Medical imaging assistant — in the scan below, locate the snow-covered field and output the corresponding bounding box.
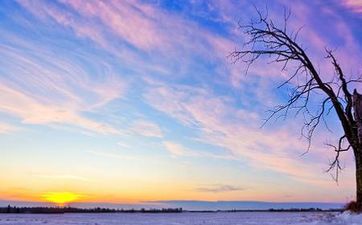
[0,212,361,225]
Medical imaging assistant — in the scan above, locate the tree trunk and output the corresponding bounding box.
[356,154,362,209]
[353,89,362,209]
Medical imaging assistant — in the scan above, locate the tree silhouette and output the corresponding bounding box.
[231,8,362,210]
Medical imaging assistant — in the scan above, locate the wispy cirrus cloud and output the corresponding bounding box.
[163,140,237,160]
[0,122,18,134]
[60,0,166,51]
[0,83,119,134]
[196,184,245,193]
[87,150,136,161]
[12,0,359,171]
[0,37,125,134]
[144,82,341,186]
[163,141,187,157]
[32,174,90,182]
[17,0,239,86]
[341,0,362,13]
[129,120,163,138]
[15,0,109,47]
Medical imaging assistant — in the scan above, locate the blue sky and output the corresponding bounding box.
[0,0,362,205]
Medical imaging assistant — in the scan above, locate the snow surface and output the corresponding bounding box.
[0,211,361,225]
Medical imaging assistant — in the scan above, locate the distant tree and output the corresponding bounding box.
[231,8,362,210]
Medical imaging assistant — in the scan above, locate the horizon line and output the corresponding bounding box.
[0,199,344,211]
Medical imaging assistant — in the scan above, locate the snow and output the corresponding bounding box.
[0,212,361,225]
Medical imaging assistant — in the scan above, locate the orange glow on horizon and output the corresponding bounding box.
[42,192,81,205]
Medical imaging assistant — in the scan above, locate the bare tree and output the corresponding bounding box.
[231,8,362,210]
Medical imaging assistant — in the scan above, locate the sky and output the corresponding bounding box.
[1,0,362,207]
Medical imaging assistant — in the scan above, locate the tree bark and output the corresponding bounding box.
[356,155,362,209]
[353,89,362,209]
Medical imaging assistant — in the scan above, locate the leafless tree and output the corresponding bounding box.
[231,8,362,210]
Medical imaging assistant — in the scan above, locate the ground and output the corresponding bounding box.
[0,211,361,225]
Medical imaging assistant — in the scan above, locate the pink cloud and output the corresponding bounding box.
[17,0,362,92]
[87,150,136,161]
[288,1,362,75]
[18,0,243,87]
[129,119,164,138]
[0,83,119,135]
[60,0,166,51]
[163,141,186,157]
[342,0,362,13]
[17,0,109,47]
[0,37,126,134]
[144,82,352,187]
[163,140,237,160]
[0,122,18,134]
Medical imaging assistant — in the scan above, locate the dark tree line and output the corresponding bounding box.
[0,205,183,214]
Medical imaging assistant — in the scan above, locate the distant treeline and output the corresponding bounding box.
[267,208,339,212]
[184,208,342,213]
[0,205,342,214]
[0,205,183,214]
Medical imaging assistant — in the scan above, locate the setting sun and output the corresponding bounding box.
[42,192,81,205]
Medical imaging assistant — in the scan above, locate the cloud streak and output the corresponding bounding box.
[32,174,90,182]
[163,140,237,160]
[0,32,125,134]
[196,184,245,193]
[342,0,362,13]
[0,122,18,134]
[129,120,163,138]
[144,82,340,186]
[87,150,136,161]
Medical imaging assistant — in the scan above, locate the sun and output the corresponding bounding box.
[42,192,81,205]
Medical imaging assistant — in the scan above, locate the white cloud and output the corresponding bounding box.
[163,140,237,160]
[32,174,90,182]
[196,184,245,193]
[0,122,18,134]
[163,141,186,156]
[87,150,136,161]
[129,120,163,138]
